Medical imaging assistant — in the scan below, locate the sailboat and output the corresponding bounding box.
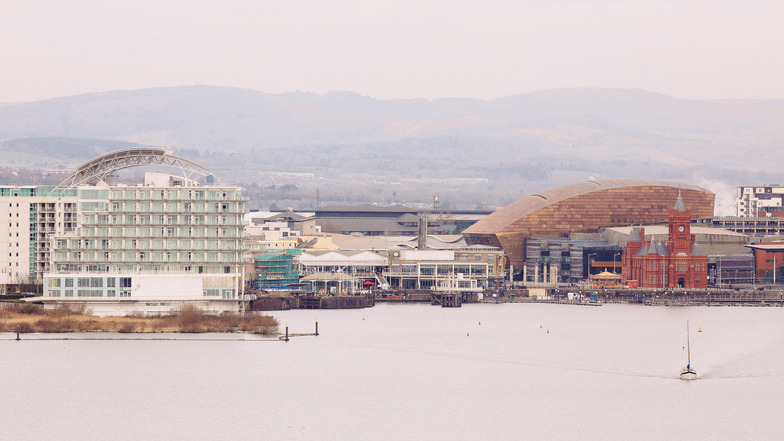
[679,321,697,380]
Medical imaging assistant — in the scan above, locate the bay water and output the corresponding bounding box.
[3,302,783,440]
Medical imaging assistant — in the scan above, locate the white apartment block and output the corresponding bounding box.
[0,186,77,294]
[737,185,784,217]
[40,172,247,315]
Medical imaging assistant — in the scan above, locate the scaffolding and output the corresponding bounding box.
[254,249,301,289]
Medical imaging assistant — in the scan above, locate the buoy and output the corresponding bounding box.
[479,321,481,325]
[546,329,549,334]
[467,332,470,336]
[540,324,542,328]
[698,327,702,332]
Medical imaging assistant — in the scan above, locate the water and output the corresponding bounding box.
[3,303,784,440]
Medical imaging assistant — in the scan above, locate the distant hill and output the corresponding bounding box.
[1,86,782,212]
[2,86,783,160]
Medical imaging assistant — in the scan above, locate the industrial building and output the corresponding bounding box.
[314,204,491,236]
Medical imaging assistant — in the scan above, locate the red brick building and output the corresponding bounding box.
[621,194,708,288]
[746,241,784,282]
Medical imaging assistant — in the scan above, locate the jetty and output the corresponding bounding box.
[250,293,375,311]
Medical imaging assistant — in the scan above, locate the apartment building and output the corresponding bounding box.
[737,185,784,217]
[0,186,77,294]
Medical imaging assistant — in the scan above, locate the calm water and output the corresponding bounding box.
[3,303,784,441]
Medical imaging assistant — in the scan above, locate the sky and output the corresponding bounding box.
[2,0,783,103]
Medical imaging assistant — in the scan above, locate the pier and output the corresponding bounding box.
[250,293,374,311]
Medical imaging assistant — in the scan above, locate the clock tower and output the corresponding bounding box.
[621,188,708,289]
[668,191,692,256]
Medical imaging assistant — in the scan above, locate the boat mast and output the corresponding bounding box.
[686,321,691,369]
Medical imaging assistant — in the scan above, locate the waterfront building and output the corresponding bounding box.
[708,216,784,237]
[0,186,77,295]
[253,249,301,290]
[384,249,496,290]
[522,237,621,284]
[463,179,715,273]
[34,148,248,316]
[709,255,755,286]
[745,241,784,283]
[736,185,784,217]
[247,209,320,236]
[621,194,708,288]
[299,249,389,290]
[315,205,491,236]
[246,220,301,250]
[605,224,750,256]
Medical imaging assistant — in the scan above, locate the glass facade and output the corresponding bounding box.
[50,184,246,275]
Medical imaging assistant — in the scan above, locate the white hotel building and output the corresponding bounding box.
[4,148,248,315]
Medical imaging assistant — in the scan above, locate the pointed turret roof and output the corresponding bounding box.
[674,187,687,212]
[628,228,642,241]
[691,243,705,256]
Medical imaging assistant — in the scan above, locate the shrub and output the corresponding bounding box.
[241,313,279,335]
[177,304,205,333]
[35,318,69,333]
[75,319,99,332]
[13,303,42,315]
[117,322,137,333]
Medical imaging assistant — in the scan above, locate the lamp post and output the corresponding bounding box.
[613,252,621,275]
[718,258,722,289]
[588,253,597,279]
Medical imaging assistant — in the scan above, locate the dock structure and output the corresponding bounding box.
[250,293,374,311]
[549,287,784,306]
[433,292,462,307]
[431,291,478,307]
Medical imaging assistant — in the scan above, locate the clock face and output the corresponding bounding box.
[678,225,685,232]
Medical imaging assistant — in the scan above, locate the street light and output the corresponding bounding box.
[588,253,597,278]
[613,252,621,275]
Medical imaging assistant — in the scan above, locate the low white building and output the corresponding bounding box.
[39,273,239,317]
[299,250,388,288]
[385,249,493,291]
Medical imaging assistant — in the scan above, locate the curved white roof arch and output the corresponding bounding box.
[56,147,215,189]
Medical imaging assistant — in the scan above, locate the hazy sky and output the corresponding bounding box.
[2,0,783,102]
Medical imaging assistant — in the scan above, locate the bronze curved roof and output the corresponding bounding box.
[465,179,714,235]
